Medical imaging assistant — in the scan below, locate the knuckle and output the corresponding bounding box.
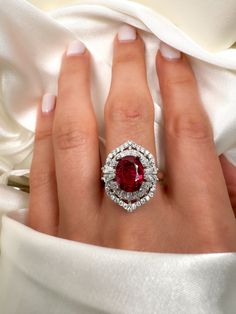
[35,129,51,142]
[113,46,145,68]
[114,53,140,68]
[106,96,153,125]
[30,169,55,191]
[166,114,212,140]
[53,122,94,151]
[165,75,194,89]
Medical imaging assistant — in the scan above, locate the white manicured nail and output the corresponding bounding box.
[42,93,56,113]
[118,25,137,42]
[160,42,181,60]
[67,40,86,56]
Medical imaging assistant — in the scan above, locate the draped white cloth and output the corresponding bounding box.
[0,0,236,313]
[1,209,236,314]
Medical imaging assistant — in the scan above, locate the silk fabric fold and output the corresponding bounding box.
[1,209,236,314]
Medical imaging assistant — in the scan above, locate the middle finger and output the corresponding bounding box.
[105,25,156,158]
[103,25,166,224]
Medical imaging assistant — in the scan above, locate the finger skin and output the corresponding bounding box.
[53,46,101,240]
[157,51,230,193]
[155,45,236,254]
[28,96,58,236]
[105,31,156,159]
[101,27,168,248]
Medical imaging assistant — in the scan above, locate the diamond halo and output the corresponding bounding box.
[101,140,159,212]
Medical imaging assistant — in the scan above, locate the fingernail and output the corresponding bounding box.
[118,24,137,42]
[159,42,181,60]
[67,40,86,56]
[42,93,56,113]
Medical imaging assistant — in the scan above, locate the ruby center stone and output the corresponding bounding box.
[115,156,144,192]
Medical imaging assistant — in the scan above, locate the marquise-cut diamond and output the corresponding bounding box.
[103,165,115,173]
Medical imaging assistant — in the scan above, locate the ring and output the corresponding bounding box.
[101,140,159,212]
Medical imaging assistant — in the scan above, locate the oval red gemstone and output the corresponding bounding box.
[115,156,144,192]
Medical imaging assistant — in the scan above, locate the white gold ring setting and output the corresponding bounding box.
[101,140,159,212]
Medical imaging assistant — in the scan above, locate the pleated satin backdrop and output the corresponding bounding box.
[0,0,236,313]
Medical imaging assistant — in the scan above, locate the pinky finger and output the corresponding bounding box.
[28,94,58,235]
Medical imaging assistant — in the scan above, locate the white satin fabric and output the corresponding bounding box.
[29,0,236,51]
[1,209,236,314]
[1,0,236,313]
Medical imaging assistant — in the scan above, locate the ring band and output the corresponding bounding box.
[101,140,159,212]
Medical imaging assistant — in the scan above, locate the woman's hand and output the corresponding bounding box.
[27,25,236,253]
